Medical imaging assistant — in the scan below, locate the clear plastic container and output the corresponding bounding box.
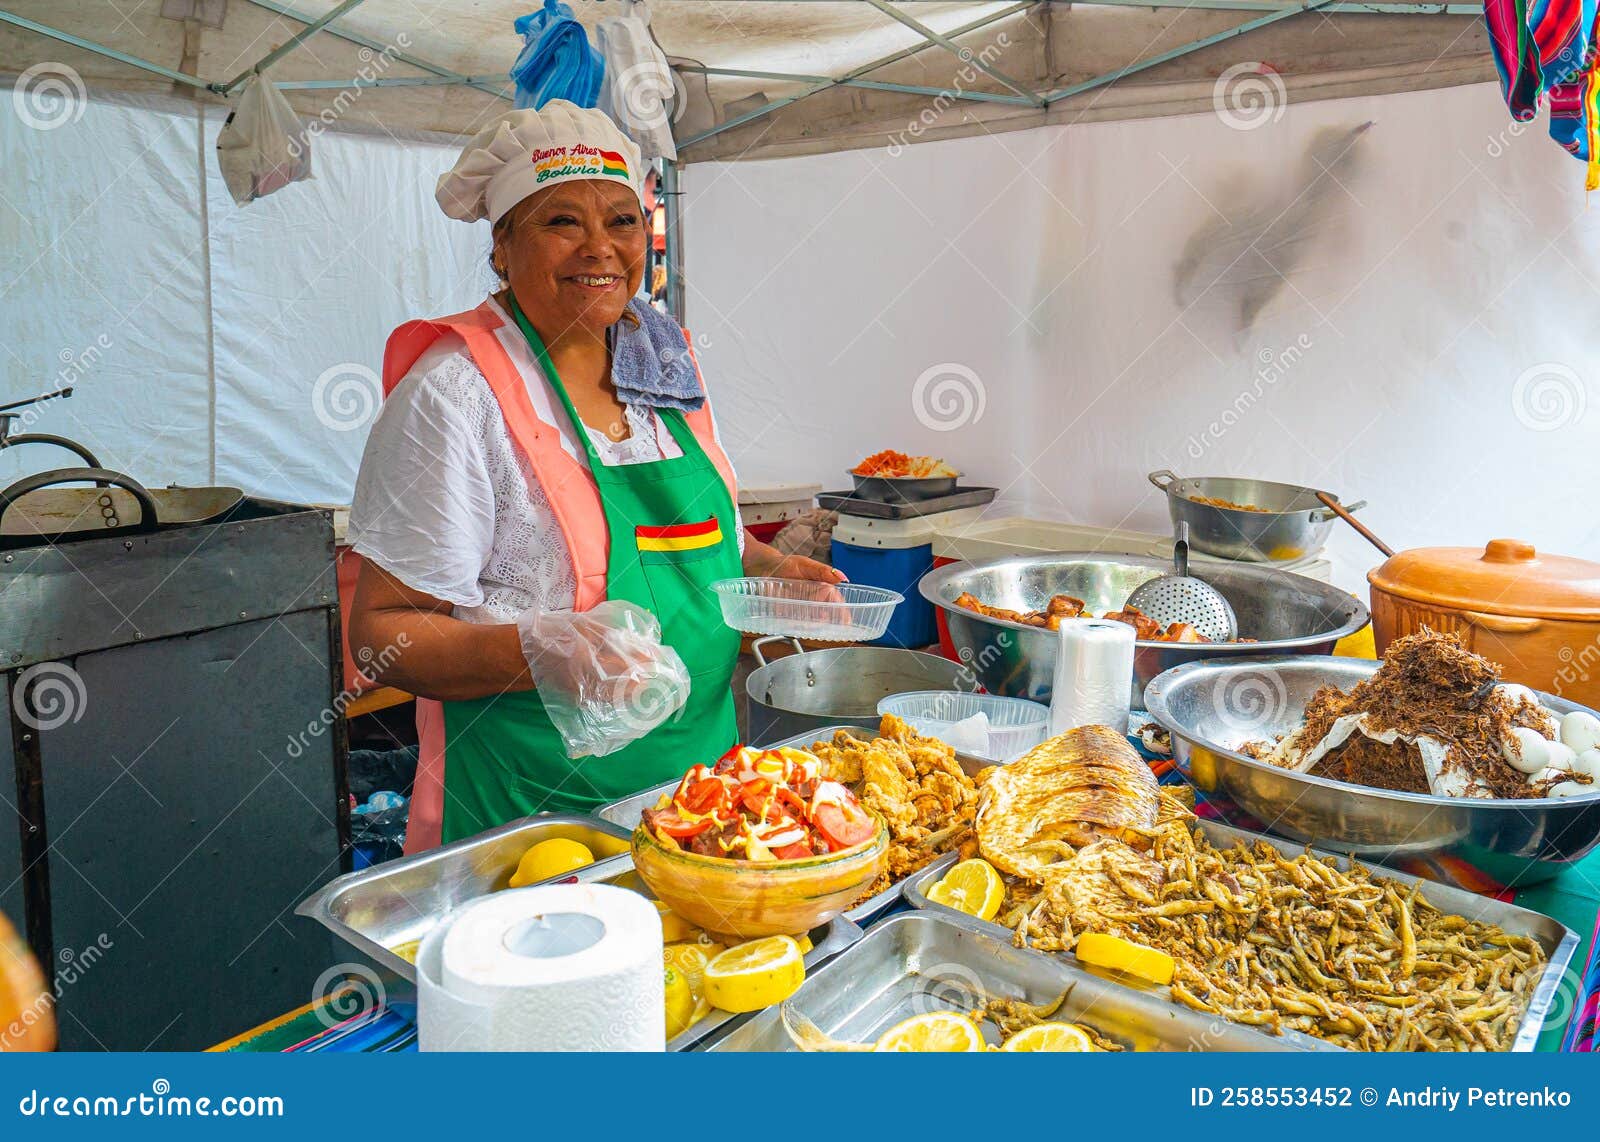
[711,578,902,641]
[877,691,1050,762]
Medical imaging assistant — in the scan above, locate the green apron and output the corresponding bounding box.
[438,298,742,842]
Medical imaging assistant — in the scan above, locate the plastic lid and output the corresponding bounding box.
[1367,538,1600,620]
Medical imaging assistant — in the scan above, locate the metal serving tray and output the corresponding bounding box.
[707,911,1322,1051]
[563,853,863,1050]
[296,814,634,991]
[595,723,998,926]
[902,821,1579,1052]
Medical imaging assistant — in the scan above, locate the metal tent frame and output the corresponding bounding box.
[0,0,1484,320]
[1,0,1482,128]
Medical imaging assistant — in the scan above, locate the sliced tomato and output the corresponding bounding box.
[813,802,876,850]
[649,809,715,839]
[771,841,814,860]
[773,787,808,818]
[679,777,727,815]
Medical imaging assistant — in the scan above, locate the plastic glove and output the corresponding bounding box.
[518,600,691,759]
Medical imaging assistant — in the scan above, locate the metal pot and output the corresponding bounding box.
[745,637,977,744]
[1148,470,1365,563]
[920,553,1369,708]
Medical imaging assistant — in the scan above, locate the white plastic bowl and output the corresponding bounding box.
[877,691,1050,762]
[711,578,902,641]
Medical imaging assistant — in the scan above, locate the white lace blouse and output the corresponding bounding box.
[349,300,743,625]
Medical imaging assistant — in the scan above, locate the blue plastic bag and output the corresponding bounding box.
[510,0,605,110]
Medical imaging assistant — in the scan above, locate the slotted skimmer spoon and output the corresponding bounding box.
[1124,521,1239,641]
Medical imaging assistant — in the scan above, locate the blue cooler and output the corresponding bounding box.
[830,508,987,649]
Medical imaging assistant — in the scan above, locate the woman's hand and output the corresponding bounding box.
[742,536,847,584]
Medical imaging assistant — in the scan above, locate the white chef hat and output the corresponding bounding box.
[436,101,645,225]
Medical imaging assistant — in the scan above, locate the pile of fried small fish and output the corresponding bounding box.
[812,715,980,896]
[979,726,1548,1051]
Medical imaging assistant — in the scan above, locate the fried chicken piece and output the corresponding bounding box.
[1047,594,1087,618]
[1101,607,1163,641]
[815,715,983,886]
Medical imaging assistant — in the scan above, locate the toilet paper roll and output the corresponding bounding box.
[1050,618,1135,736]
[417,883,664,1052]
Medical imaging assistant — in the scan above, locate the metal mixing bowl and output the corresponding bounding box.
[1144,655,1600,886]
[919,554,1368,707]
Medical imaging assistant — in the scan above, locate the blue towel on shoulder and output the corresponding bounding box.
[609,299,704,412]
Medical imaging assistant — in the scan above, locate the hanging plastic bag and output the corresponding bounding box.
[510,0,604,110]
[215,73,312,206]
[595,1,678,161]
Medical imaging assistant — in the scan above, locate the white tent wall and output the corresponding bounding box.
[1,91,490,502]
[684,80,1600,596]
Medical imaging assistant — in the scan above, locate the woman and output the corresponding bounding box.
[348,102,840,852]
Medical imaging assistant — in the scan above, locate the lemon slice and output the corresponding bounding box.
[927,858,1005,921]
[1001,1022,1096,1052]
[653,900,700,944]
[507,838,594,887]
[874,1011,986,1052]
[794,933,814,955]
[663,966,697,1040]
[704,935,805,1013]
[1074,932,1176,986]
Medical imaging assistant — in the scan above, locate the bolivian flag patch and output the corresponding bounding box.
[635,517,723,565]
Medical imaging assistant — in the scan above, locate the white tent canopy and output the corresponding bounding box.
[0,0,1491,158]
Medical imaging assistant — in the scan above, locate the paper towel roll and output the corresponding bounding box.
[417,883,664,1052]
[1050,618,1136,736]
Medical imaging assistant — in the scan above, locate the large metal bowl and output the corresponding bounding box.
[919,553,1368,707]
[1144,655,1600,886]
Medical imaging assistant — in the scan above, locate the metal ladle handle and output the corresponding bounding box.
[1315,491,1393,557]
[1173,519,1191,577]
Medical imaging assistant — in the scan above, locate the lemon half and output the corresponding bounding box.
[927,858,1005,921]
[874,1011,986,1052]
[1001,1022,1096,1051]
[704,935,805,1013]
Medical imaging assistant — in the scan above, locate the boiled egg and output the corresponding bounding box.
[1560,711,1600,755]
[1504,727,1552,774]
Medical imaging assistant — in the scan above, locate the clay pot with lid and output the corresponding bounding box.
[1368,538,1600,706]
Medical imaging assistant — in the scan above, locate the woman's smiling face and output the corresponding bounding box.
[494,179,647,340]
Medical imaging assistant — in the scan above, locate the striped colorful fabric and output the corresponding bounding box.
[1484,0,1600,185]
